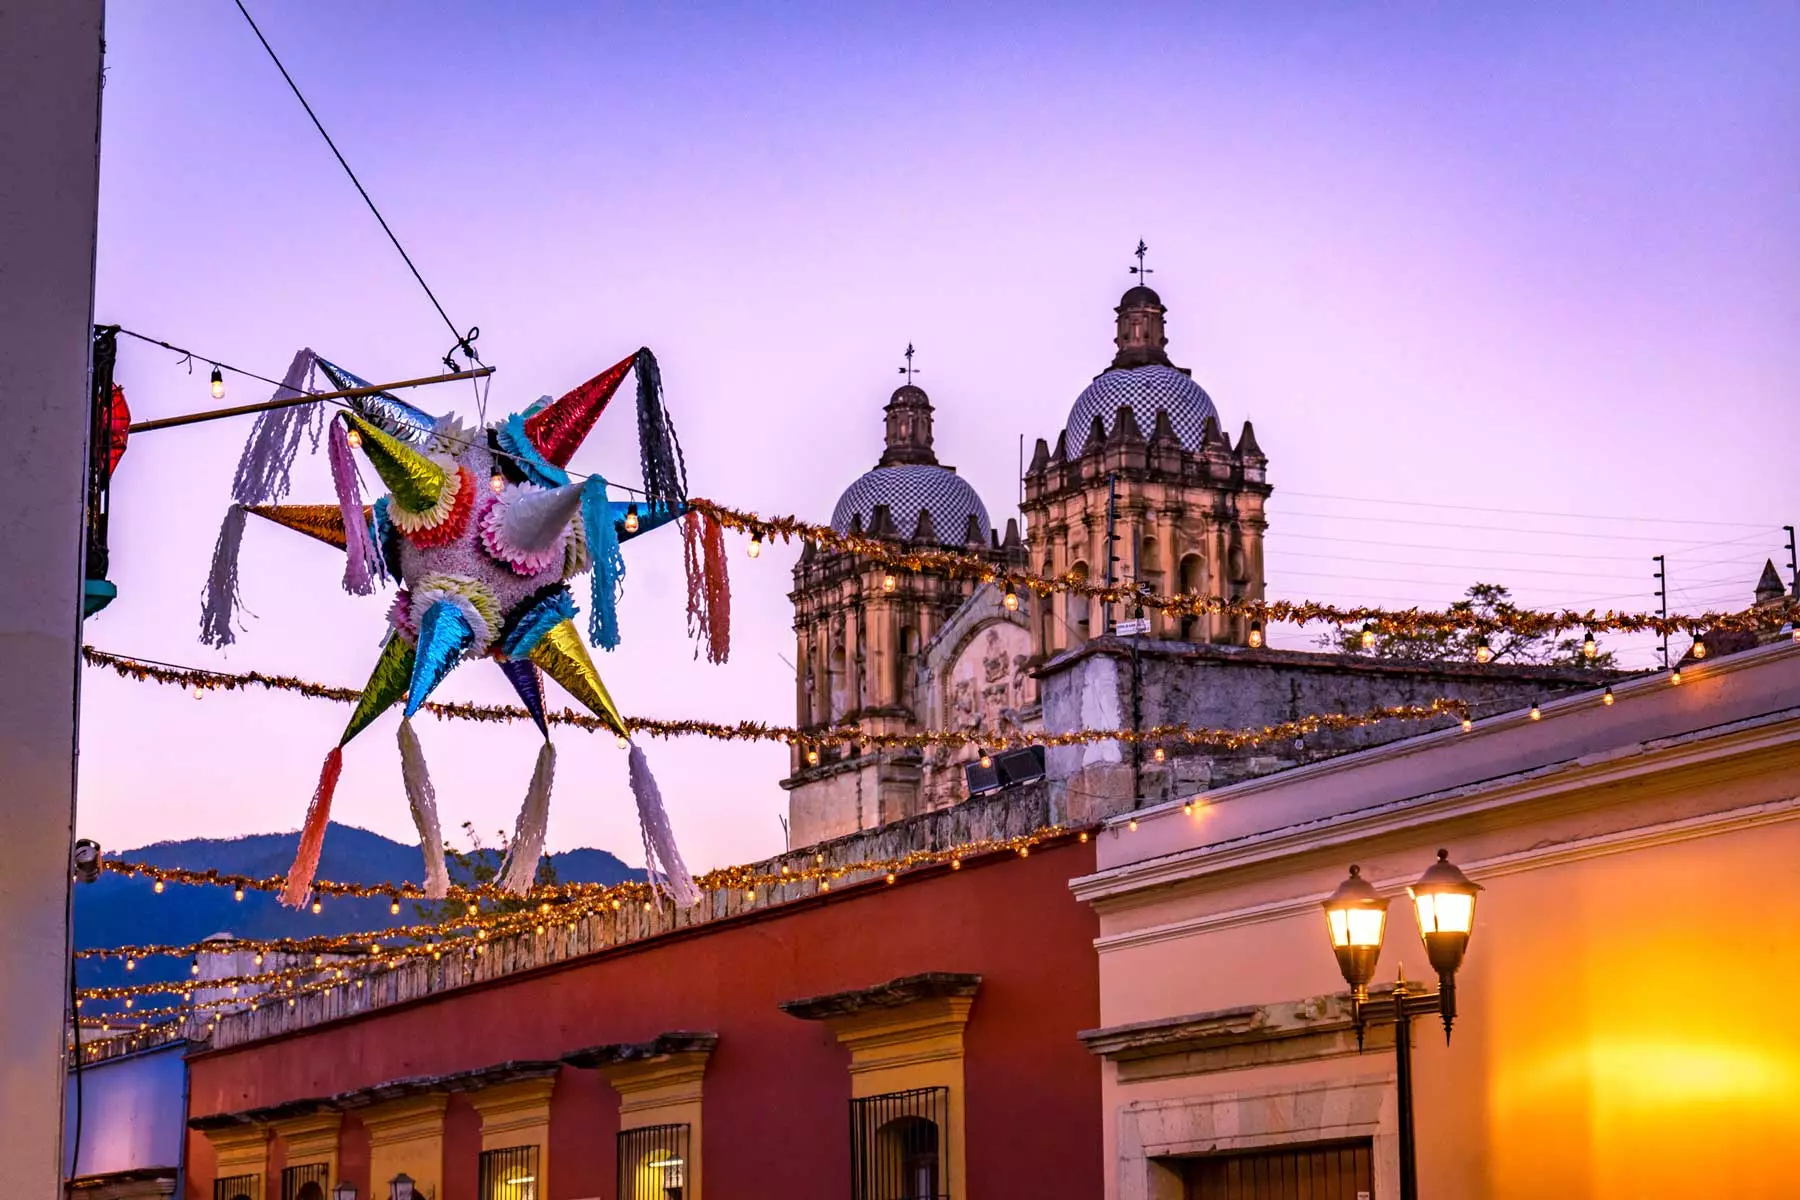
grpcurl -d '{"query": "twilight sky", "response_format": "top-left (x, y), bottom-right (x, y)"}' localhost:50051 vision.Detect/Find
top-left (83, 2), bottom-right (1799, 870)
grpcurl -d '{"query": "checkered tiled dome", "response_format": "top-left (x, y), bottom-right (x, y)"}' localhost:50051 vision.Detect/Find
top-left (830, 465), bottom-right (992, 543)
top-left (1065, 365), bottom-right (1218, 456)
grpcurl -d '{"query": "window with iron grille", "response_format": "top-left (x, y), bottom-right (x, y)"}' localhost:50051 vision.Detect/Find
top-left (850, 1087), bottom-right (950, 1200)
top-left (214, 1175), bottom-right (262, 1200)
top-left (281, 1163), bottom-right (330, 1200)
top-left (617, 1123), bottom-right (691, 1200)
top-left (479, 1144), bottom-right (541, 1200)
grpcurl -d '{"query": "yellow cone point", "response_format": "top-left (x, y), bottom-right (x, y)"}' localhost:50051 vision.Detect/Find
top-left (246, 503), bottom-right (372, 551)
top-left (344, 411), bottom-right (447, 514)
top-left (528, 619), bottom-right (627, 737)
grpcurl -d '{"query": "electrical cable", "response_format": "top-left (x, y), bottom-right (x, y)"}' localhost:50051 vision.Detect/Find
top-left (230, 0), bottom-right (481, 372)
top-left (1277, 489), bottom-right (1776, 529)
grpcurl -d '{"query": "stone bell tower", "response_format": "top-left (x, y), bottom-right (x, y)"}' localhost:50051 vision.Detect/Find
top-left (1022, 285), bottom-right (1270, 657)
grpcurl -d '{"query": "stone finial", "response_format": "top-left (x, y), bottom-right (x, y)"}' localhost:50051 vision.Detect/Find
top-left (869, 503), bottom-right (897, 538)
top-left (1108, 405), bottom-right (1145, 448)
top-left (1150, 408), bottom-right (1179, 445)
top-left (1755, 559), bottom-right (1785, 605)
top-left (1086, 413), bottom-right (1109, 457)
top-left (878, 383), bottom-right (938, 468)
top-left (1048, 430), bottom-right (1068, 466)
top-left (1200, 415), bottom-right (1226, 449)
top-left (1237, 419), bottom-right (1265, 459)
top-left (1003, 517), bottom-right (1022, 550)
top-left (1027, 437), bottom-right (1051, 476)
top-left (963, 513), bottom-right (984, 546)
top-left (912, 507), bottom-right (938, 544)
top-left (1111, 286), bottom-right (1172, 370)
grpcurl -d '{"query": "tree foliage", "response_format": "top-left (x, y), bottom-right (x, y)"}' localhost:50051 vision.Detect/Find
top-left (1316, 583), bottom-right (1617, 668)
top-left (411, 821), bottom-right (558, 928)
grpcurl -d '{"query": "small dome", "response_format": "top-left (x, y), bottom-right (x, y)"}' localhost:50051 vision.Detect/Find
top-left (1119, 284), bottom-right (1163, 308)
top-left (891, 383), bottom-right (929, 405)
top-left (1065, 365), bottom-right (1218, 456)
top-left (831, 464), bottom-right (992, 543)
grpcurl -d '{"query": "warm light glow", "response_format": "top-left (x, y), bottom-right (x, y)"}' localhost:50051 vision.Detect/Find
top-left (210, 366), bottom-right (225, 399)
top-left (1248, 620), bottom-right (1264, 648)
top-left (489, 472), bottom-right (505, 495)
top-left (390, 900), bottom-right (400, 915)
top-left (1530, 702), bottom-right (1542, 720)
top-left (807, 748), bottom-right (820, 766)
top-left (1603, 686), bottom-right (1615, 706)
top-left (616, 735), bottom-right (630, 749)
top-left (747, 534), bottom-right (762, 558)
top-left (1582, 631), bottom-right (1598, 658)
top-left (1672, 668), bottom-right (1684, 685)
top-left (234, 887), bottom-right (244, 901)
top-left (1476, 637), bottom-right (1494, 663)
top-left (1127, 818), bottom-right (1138, 831)
top-left (1415, 890), bottom-right (1476, 935)
top-left (1327, 905), bottom-right (1386, 949)
top-left (1461, 717), bottom-right (1473, 732)
top-left (311, 898), bottom-right (322, 914)
top-left (1003, 586), bottom-right (1019, 612)
top-left (882, 572), bottom-right (898, 592)
top-left (979, 751), bottom-right (992, 769)
top-left (1360, 621), bottom-right (1377, 649)
top-left (1692, 639), bottom-right (1707, 660)
top-left (1153, 746), bottom-right (1166, 762)
top-left (345, 427), bottom-right (363, 450)
top-left (622, 506), bottom-right (640, 534)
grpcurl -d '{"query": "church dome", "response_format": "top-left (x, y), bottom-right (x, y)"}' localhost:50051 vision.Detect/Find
top-left (1064, 365), bottom-right (1218, 456)
top-left (831, 464), bottom-right (992, 543)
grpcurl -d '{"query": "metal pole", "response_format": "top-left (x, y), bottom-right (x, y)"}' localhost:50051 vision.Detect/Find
top-left (1395, 983), bottom-right (1419, 1200)
top-left (126, 366), bottom-right (495, 434)
top-left (1103, 474), bottom-right (1119, 635)
top-left (1653, 554), bottom-right (1669, 668)
top-left (0, 1), bottom-right (104, 1194)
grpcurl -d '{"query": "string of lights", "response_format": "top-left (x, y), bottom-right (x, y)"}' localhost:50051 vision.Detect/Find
top-left (689, 498), bottom-right (1796, 636)
top-left (81, 825), bottom-right (1089, 965)
top-left (82, 646), bottom-right (1479, 756)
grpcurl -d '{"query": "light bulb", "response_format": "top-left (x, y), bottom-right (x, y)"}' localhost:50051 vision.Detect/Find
top-left (1672, 668), bottom-right (1683, 685)
top-left (1019, 846), bottom-right (1030, 858)
top-left (124, 958), bottom-right (135, 971)
top-left (1529, 702), bottom-right (1542, 721)
top-left (153, 880), bottom-right (164, 894)
top-left (885, 872), bottom-right (896, 884)
top-left (820, 879), bottom-right (830, 892)
top-left (623, 505), bottom-right (640, 534)
top-left (1003, 585), bottom-right (1019, 612)
top-left (1359, 621), bottom-right (1377, 649)
top-left (1581, 631), bottom-right (1597, 658)
top-left (1078, 831), bottom-right (1089, 843)
top-left (747, 534), bottom-right (762, 559)
top-left (1691, 638), bottom-right (1707, 660)
top-left (616, 735), bottom-right (630, 749)
top-left (1603, 686), bottom-right (1615, 706)
top-left (1153, 746), bottom-right (1166, 763)
top-left (389, 899), bottom-right (400, 915)
top-left (345, 427), bottom-right (362, 450)
top-left (311, 898), bottom-right (322, 914)
top-left (209, 366), bottom-right (225, 399)
top-left (978, 751), bottom-right (992, 769)
top-left (254, 953), bottom-right (263, 967)
top-left (233, 887), bottom-right (244, 902)
top-left (951, 858), bottom-right (961, 871)
top-left (1461, 717), bottom-right (1473, 732)
top-left (192, 685), bottom-right (205, 700)
top-left (190, 960), bottom-right (199, 975)
top-left (882, 572), bottom-right (898, 593)
top-left (1475, 636), bottom-right (1494, 664)
top-left (807, 748), bottom-right (820, 766)
top-left (1248, 620), bottom-right (1263, 648)
top-left (489, 472), bottom-right (505, 495)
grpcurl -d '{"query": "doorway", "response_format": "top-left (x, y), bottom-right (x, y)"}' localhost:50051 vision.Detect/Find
top-left (1184, 1140), bottom-right (1372, 1200)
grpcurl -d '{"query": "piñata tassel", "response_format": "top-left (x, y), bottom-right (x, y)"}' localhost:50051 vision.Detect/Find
top-left (633, 348), bottom-right (688, 510)
top-left (198, 504), bottom-right (249, 648)
top-left (230, 348), bottom-right (319, 506)
top-left (397, 717), bottom-right (449, 899)
top-left (498, 740), bottom-right (555, 894)
top-left (627, 742), bottom-right (698, 908)
top-left (681, 507), bottom-right (732, 665)
top-left (280, 746), bottom-right (342, 908)
top-left (328, 418), bottom-right (380, 595)
top-left (582, 475), bottom-right (626, 649)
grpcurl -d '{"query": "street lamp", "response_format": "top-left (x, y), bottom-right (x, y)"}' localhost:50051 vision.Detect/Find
top-left (388, 1175), bottom-right (417, 1200)
top-left (331, 1183), bottom-right (357, 1200)
top-left (1322, 850), bottom-right (1481, 1200)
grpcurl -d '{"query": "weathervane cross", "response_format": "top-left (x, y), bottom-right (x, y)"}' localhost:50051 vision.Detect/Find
top-left (1130, 239), bottom-right (1153, 282)
top-left (898, 342), bottom-right (920, 384)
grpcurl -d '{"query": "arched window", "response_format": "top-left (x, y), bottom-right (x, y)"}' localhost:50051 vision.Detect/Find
top-left (1178, 554), bottom-right (1205, 640)
top-left (852, 1090), bottom-right (949, 1200)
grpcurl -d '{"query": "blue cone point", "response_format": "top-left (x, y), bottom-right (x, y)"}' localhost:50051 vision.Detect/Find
top-left (616, 499), bottom-right (684, 544)
top-left (406, 600), bottom-right (475, 718)
top-left (497, 657), bottom-right (549, 738)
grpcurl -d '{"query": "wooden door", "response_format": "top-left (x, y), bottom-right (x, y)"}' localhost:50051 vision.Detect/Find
top-left (1185, 1140), bottom-right (1373, 1200)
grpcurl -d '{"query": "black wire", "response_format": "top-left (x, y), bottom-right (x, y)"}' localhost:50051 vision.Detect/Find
top-left (115, 328), bottom-right (298, 395)
top-left (230, 0), bottom-right (480, 370)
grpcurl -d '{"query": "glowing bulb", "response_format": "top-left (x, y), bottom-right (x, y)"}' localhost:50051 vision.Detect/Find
top-left (1152, 746), bottom-right (1166, 763)
top-left (311, 898), bottom-right (322, 914)
top-left (1003, 585), bottom-right (1019, 612)
top-left (1019, 846), bottom-right (1030, 858)
top-left (747, 533), bottom-right (762, 559)
top-left (978, 751), bottom-right (992, 770)
top-left (616, 734), bottom-right (630, 749)
top-left (190, 960), bottom-right (199, 975)
top-left (1529, 702), bottom-right (1541, 721)
top-left (124, 958), bottom-right (135, 971)
top-left (209, 366), bottom-right (225, 399)
top-left (882, 572), bottom-right (898, 592)
top-left (389, 899), bottom-right (400, 915)
top-left (1183, 801), bottom-right (1194, 815)
top-left (950, 858), bottom-right (961, 871)
top-left (1461, 717), bottom-right (1473, 732)
top-left (806, 748), bottom-right (820, 766)
top-left (885, 873), bottom-right (896, 884)
top-left (1672, 668), bottom-right (1683, 685)
top-left (124, 997), bottom-right (133, 1009)
top-left (314, 955), bottom-right (323, 967)
top-left (1603, 686), bottom-right (1615, 706)
top-left (1078, 831), bottom-right (1088, 843)
top-left (1692, 638), bottom-right (1707, 660)
top-left (1581, 631), bottom-right (1597, 658)
top-left (233, 887), bottom-right (244, 902)
top-left (1475, 636), bottom-right (1493, 664)
top-left (345, 427), bottom-right (362, 450)
top-left (467, 902), bottom-right (479, 916)
top-left (489, 472), bottom-right (505, 495)
top-left (1359, 621), bottom-right (1377, 649)
top-left (192, 685), bottom-right (205, 700)
top-left (1127, 819), bottom-right (1138, 832)
top-left (745, 889), bottom-right (755, 901)
top-left (820, 879), bottom-right (830, 892)
top-left (1248, 620), bottom-right (1263, 648)
top-left (623, 505), bottom-right (640, 534)
top-left (153, 879), bottom-right (164, 894)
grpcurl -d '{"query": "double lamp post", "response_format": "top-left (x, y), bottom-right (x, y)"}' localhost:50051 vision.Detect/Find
top-left (1322, 849), bottom-right (1481, 1200)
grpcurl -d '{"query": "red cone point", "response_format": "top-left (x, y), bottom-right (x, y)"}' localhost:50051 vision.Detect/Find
top-left (524, 352), bottom-right (635, 467)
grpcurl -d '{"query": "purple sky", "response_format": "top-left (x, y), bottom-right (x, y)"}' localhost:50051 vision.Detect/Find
top-left (84, 2), bottom-right (1800, 870)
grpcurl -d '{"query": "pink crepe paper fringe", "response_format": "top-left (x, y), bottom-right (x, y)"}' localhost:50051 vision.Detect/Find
top-left (280, 746), bottom-right (342, 909)
top-left (328, 418), bottom-right (380, 595)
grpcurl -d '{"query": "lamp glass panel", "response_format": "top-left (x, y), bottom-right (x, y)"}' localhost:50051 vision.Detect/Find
top-left (1415, 891), bottom-right (1475, 935)
top-left (1328, 905), bottom-right (1385, 948)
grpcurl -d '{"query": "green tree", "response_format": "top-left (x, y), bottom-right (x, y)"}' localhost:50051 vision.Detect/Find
top-left (411, 821), bottom-right (558, 928)
top-left (1317, 583), bottom-right (1617, 668)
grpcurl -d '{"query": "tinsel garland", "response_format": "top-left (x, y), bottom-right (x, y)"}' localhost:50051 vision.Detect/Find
top-left (689, 498), bottom-right (1799, 638)
top-left (83, 647), bottom-right (1473, 753)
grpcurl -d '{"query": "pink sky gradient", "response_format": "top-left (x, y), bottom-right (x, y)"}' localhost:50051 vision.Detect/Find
top-left (81, 2), bottom-right (1799, 871)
